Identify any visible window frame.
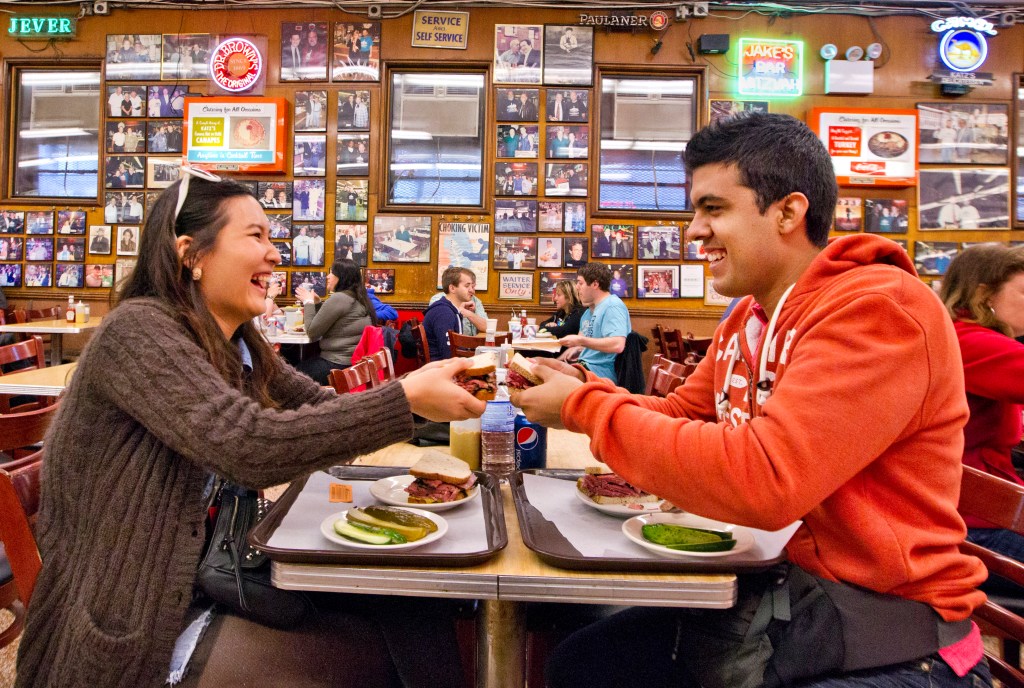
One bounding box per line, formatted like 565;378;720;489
3;57;102;204
593;64;705;219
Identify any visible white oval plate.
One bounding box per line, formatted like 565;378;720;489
574;484;664;517
320;508;448;550
622;512;755;558
369;474;480;512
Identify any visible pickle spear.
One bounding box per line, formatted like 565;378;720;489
347;507;431;542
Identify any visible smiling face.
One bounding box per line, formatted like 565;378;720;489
190;196;280;338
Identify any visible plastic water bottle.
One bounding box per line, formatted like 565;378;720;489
481;400;516;480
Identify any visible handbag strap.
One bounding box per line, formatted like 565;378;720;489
222;492;252;613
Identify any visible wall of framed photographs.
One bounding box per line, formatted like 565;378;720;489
0;8;1022;332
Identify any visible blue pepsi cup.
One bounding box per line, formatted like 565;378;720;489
514;413;547;470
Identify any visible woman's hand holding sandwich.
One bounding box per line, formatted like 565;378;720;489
401;358;488;422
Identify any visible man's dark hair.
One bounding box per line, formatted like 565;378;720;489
577;262;611;291
684;112;837;248
441;266;474;294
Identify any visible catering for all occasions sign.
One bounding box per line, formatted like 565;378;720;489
183;97;287;172
810;107;918;187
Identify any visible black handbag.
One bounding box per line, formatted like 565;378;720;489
195;482;312;629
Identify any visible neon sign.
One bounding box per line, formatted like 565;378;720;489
931;16;996;73
209;38;263;93
7;16;75;39
737;38;803;98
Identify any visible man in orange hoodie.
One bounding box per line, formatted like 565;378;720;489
518;113;990;688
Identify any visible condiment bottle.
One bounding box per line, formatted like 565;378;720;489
66;295;75;323
75;300;86;324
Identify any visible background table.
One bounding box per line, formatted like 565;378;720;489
0;319;102;366
0;362;76;396
272;429;736;688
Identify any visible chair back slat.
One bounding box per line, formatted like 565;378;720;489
651;325;668;358
0;452;44;605
0;403;58;456
662;329;684;363
359;347;396;382
411;322;430;366
448;331;512;358
328;359;378;394
0;336;46;371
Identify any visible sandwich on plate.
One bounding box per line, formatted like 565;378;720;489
404;451;478;504
576;464;659;505
505;353;543;407
454;351;498;401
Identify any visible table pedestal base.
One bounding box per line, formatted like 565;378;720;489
476;599;526;688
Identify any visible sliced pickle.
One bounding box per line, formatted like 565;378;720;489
363;505;438;533
348;508;429;542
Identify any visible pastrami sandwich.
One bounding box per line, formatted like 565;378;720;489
404;451;478;504
505;353;543;407
576;464;659;506
455;352;498;401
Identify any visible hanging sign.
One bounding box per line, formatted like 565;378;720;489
411;11;469;49
931;16;996;74
209;37;263;92
737;38;803;98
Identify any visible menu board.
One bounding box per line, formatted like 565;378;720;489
183;96;287;172
810;107;918;187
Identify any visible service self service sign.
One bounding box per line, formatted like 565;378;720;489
737;38;803;98
183;97;287;173
811;107;918;187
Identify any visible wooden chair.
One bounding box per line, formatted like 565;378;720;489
327;359;379;394
411;322;430;367
957;465;1024;685
651;324;669;359
448;330;512;358
662;328;684;363
644;354;688;397
359;347;396;383
683;333;714;359
0;336;54;414
11;307;61;362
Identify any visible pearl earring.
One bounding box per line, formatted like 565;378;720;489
192;267;202;281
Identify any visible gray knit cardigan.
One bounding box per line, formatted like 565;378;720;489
15;298;414;687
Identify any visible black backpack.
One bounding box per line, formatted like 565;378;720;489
397;320;418;359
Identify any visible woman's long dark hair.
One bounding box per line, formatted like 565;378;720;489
117;176;281;408
331;259;378;326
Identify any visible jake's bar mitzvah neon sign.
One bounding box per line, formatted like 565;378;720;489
737;38;804;98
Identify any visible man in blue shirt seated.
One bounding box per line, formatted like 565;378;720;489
559;262;630;381
423;267;480;360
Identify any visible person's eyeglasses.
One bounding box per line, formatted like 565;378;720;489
174;166;222;226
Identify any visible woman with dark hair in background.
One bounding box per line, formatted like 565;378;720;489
295;258;377;384
940;243;1024;564
15;169;483;688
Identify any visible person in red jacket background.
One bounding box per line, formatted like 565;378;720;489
517;112;990;688
941;243;1024;564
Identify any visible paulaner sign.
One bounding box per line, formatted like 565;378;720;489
578;12;668;29
7;16;76;39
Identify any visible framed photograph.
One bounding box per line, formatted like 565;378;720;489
272;241;292;266
603;263;634;299
494;235;538;270
543;25;593;86
337;90;371;130
637;225;681;260
26;237;53;262
104;155;145;189
335;180;369;222
546;89;589;122
332;22;381;82
498;272;535;300
592;224;634;259
709;99;768;124
563;201;586;232
233;179;258;196
2;238;23;261
494;25;542;85
89;225;113;254
56;210;87;235
116;226;140;256
292;179;326;221
258;181;293;209
913;241;959;276
115;258;137;288
147;85;191;118
335;224;369;266
336;134;370;176
918;168;1011;230
145;192;161;215
268;214;292;239
834;197;863;232
104;192;144;224
84;264;112;288
544;162;588;197
56;264;84;288
294;90;328;132
147;120;183;154
546;125;589;159
281;22;329;82
495;199;538;233
0;211;24;234
291;224;326;267
56;237;85;262
679;264;705;298
917;102;1009;165
364;268;395;295
291;271;328;298
294;135;327;176
496;89;540;122
562;236;587;268
106;85;147;117
106;120;146;154
538;201;563;232
0;264;22;288
539;270;576;305
438;222;491;291
864;199;909;233
105;34;161;80
495;162;539;196
161;34;212;81
26;211;53;235
372;216;431;263
146;157;182;188
637;265;680;298
497;125;539;158
24;263;52;287
684;240;707;260
537;237;563;267
705;278;732;307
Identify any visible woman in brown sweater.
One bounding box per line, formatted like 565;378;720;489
16;170;485;688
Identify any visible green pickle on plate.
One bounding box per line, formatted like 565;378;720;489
641;523;737;552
